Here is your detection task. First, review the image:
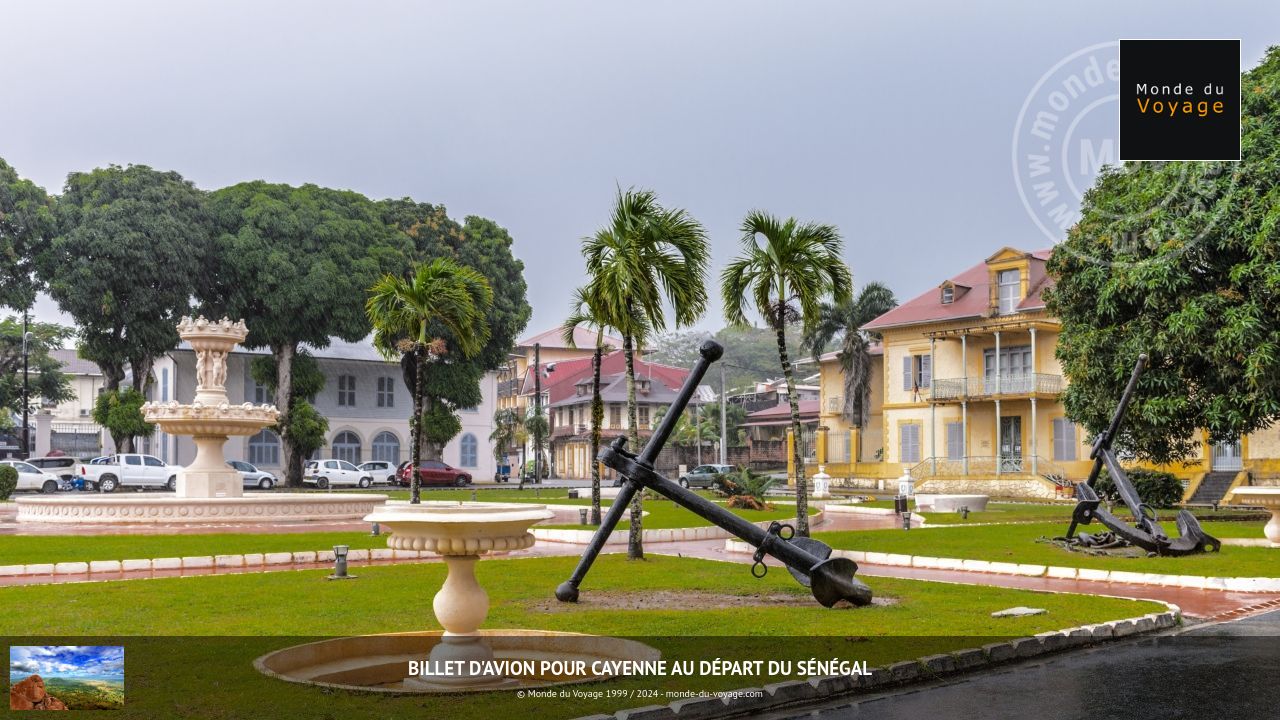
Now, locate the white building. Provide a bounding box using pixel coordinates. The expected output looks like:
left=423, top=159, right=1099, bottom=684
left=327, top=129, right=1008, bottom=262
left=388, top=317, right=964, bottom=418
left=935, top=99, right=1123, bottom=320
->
left=48, top=340, right=499, bottom=481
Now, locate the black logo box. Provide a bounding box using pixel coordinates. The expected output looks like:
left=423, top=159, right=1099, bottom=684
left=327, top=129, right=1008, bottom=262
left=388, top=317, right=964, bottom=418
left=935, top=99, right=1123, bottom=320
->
left=1119, top=39, right=1240, bottom=161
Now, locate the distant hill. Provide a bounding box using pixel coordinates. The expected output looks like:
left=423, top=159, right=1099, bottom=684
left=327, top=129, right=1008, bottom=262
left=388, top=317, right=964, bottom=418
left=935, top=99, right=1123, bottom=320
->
left=43, top=677, right=124, bottom=710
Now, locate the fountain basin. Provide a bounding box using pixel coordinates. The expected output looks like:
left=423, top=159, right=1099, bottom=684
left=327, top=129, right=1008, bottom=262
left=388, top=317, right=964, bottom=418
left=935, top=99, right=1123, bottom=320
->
left=255, top=630, right=661, bottom=694
left=366, top=501, right=555, bottom=554
left=15, top=492, right=387, bottom=524
left=1226, top=487, right=1280, bottom=545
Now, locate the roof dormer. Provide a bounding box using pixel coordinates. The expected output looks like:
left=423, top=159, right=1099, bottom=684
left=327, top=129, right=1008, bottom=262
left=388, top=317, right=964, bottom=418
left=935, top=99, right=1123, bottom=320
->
left=938, top=280, right=970, bottom=305
left=984, top=247, right=1032, bottom=315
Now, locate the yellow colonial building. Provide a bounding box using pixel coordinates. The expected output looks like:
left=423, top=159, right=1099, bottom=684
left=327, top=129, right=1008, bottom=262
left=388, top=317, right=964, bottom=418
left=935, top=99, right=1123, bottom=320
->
left=810, top=246, right=1280, bottom=501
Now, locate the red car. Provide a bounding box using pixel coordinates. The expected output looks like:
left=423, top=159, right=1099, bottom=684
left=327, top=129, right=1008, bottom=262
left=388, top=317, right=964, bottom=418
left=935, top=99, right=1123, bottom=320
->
left=397, top=460, right=473, bottom=487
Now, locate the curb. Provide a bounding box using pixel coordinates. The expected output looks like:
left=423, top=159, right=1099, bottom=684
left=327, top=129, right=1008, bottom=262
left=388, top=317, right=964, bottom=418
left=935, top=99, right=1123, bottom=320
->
left=535, top=511, right=825, bottom=546
left=722, top=540, right=1280, bottom=593
left=0, top=547, right=431, bottom=579
left=576, top=606, right=1181, bottom=720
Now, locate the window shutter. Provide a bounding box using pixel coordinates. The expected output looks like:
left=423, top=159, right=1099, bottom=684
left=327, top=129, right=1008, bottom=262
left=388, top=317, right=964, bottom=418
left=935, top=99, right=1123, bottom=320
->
left=920, top=355, right=932, bottom=388
left=902, top=356, right=913, bottom=390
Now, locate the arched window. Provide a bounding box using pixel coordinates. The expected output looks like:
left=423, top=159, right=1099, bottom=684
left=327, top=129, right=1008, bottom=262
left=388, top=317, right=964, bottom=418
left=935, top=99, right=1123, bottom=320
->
left=332, top=431, right=362, bottom=464
left=371, top=431, right=400, bottom=464
left=460, top=433, right=478, bottom=468
left=248, top=429, right=281, bottom=467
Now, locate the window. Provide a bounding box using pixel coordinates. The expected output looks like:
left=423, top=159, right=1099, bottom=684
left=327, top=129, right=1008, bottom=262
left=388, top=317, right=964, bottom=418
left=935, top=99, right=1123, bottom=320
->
left=144, top=456, right=164, bottom=467
left=899, top=424, right=922, bottom=463
left=125, top=456, right=142, bottom=466
left=901, top=354, right=931, bottom=391
left=946, top=422, right=964, bottom=460
left=1053, top=418, right=1078, bottom=461
left=338, top=375, right=356, bottom=407
left=252, top=381, right=270, bottom=405
left=161, top=368, right=170, bottom=402
left=941, top=286, right=954, bottom=304
left=460, top=433, right=478, bottom=468
left=638, top=406, right=650, bottom=428
left=371, top=431, right=400, bottom=464
left=997, top=269, right=1021, bottom=314
left=610, top=405, right=622, bottom=428
left=248, top=429, right=281, bottom=466
left=376, top=377, right=395, bottom=408
left=338, top=460, right=358, bottom=472
left=332, top=431, right=362, bottom=464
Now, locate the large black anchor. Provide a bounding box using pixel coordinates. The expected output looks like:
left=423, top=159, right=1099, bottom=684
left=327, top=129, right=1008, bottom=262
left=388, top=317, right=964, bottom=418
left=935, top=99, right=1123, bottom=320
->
left=555, top=340, right=873, bottom=607
left=1063, top=354, right=1220, bottom=556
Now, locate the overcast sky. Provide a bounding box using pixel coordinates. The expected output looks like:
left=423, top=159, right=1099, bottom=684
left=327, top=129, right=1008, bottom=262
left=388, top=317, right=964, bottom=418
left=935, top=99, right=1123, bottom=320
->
left=4, top=1, right=1276, bottom=336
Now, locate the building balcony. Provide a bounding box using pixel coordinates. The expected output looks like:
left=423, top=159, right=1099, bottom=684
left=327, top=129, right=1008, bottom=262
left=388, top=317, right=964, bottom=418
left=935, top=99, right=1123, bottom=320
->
left=928, top=373, right=1064, bottom=402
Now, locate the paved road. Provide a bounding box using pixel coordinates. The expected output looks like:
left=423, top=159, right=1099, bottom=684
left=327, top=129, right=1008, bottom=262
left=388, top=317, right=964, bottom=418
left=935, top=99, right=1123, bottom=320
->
left=768, top=610, right=1280, bottom=720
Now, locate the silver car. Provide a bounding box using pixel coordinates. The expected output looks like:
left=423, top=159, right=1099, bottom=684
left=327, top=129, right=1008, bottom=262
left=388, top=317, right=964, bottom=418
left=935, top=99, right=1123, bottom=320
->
left=227, top=460, right=276, bottom=490
left=678, top=463, right=735, bottom=489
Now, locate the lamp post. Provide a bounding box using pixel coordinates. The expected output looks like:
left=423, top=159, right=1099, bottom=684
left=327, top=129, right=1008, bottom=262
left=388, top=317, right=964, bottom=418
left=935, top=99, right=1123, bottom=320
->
left=21, top=312, right=32, bottom=459
left=328, top=544, right=355, bottom=580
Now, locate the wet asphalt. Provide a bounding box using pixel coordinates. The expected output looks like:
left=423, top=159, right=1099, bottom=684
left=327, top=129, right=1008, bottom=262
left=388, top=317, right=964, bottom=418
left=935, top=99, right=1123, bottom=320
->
left=768, top=610, right=1280, bottom=720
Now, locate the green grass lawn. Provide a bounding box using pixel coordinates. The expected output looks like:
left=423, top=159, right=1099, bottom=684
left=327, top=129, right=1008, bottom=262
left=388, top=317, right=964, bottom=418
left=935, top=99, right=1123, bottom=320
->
left=817, top=521, right=1277, bottom=577
left=0, top=531, right=387, bottom=565
left=853, top=500, right=1266, bottom=526
left=0, top=555, right=1165, bottom=719
left=541, top=498, right=799, bottom=530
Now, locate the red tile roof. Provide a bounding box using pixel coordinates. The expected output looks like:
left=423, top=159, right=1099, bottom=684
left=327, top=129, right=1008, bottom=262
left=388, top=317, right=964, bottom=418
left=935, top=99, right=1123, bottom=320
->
left=520, top=349, right=690, bottom=405
left=517, top=325, right=624, bottom=350
left=862, top=247, right=1053, bottom=331
left=743, top=399, right=820, bottom=425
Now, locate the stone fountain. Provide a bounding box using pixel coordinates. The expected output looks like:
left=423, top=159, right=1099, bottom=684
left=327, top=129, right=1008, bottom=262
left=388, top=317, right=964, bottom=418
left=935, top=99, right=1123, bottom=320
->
left=1226, top=487, right=1280, bottom=546
left=255, top=501, right=660, bottom=693
left=15, top=317, right=387, bottom=525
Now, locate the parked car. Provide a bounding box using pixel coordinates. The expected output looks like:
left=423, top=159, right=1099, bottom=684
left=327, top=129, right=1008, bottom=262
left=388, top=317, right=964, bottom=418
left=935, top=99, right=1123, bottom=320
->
left=397, top=460, right=472, bottom=487
left=304, top=459, right=374, bottom=489
left=23, top=456, right=79, bottom=481
left=227, top=460, right=275, bottom=490
left=79, top=454, right=180, bottom=492
left=0, top=459, right=62, bottom=494
left=678, top=463, right=735, bottom=489
left=358, top=460, right=398, bottom=485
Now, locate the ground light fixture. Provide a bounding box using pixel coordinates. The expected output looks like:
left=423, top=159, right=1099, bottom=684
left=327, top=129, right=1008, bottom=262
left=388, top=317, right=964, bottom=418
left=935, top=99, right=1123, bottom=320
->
left=370, top=522, right=380, bottom=536
left=902, top=510, right=913, bottom=531
left=579, top=508, right=589, bottom=525
left=328, top=544, right=356, bottom=580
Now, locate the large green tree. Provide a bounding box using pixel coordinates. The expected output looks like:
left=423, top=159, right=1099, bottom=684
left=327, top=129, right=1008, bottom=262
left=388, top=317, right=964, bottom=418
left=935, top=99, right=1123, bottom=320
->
left=802, top=281, right=897, bottom=458
left=1047, top=48, right=1280, bottom=464
left=0, top=318, right=73, bottom=431
left=379, top=200, right=530, bottom=461
left=41, top=165, right=209, bottom=405
left=201, top=182, right=411, bottom=485
left=722, top=211, right=852, bottom=537
left=250, top=352, right=329, bottom=464
left=366, top=258, right=492, bottom=504
left=582, top=187, right=708, bottom=559
left=0, top=158, right=55, bottom=312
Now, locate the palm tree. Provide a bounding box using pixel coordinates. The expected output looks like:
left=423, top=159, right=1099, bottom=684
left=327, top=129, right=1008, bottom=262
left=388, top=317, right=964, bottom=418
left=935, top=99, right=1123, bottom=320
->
left=802, top=282, right=897, bottom=460
left=366, top=258, right=493, bottom=504
left=489, top=407, right=520, bottom=472
left=582, top=187, right=709, bottom=559
left=722, top=211, right=852, bottom=537
left=562, top=286, right=617, bottom=526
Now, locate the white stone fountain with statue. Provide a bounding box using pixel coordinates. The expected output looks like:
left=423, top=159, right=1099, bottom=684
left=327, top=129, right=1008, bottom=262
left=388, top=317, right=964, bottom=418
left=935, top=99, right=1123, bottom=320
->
left=16, top=317, right=386, bottom=524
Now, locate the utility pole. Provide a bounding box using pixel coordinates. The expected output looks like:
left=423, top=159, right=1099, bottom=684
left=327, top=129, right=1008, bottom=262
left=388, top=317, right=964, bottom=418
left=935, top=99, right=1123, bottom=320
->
left=21, top=311, right=31, bottom=459
left=719, top=362, right=727, bottom=465
left=533, top=342, right=542, bottom=484
left=694, top=397, right=702, bottom=466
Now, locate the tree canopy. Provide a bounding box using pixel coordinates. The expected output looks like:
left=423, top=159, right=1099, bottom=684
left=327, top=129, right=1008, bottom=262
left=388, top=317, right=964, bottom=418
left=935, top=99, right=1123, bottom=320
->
left=1046, top=47, right=1280, bottom=464
left=0, top=158, right=55, bottom=312
left=0, top=317, right=73, bottom=428
left=41, top=164, right=209, bottom=390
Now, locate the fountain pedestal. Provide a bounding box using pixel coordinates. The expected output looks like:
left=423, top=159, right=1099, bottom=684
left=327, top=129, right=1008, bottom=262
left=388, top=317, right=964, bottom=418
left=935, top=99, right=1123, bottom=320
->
left=1227, top=487, right=1280, bottom=545
left=363, top=501, right=553, bottom=689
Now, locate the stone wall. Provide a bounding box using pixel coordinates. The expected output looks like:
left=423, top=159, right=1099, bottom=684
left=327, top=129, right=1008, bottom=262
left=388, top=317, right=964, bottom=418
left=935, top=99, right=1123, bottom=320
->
left=916, top=476, right=1062, bottom=500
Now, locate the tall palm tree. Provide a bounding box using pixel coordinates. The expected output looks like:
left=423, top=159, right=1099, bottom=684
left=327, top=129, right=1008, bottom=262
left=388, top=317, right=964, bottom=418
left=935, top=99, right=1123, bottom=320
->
left=802, top=282, right=897, bottom=460
left=582, top=187, right=709, bottom=559
left=367, top=258, right=493, bottom=504
left=562, top=286, right=618, bottom=526
left=722, top=211, right=852, bottom=537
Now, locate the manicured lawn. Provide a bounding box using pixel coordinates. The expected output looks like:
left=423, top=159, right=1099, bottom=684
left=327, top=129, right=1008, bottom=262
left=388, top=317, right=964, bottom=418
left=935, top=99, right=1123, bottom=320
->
left=817, top=521, right=1278, bottom=577
left=0, top=531, right=386, bottom=565
left=0, top=555, right=1164, bottom=719
left=854, top=500, right=1266, bottom=526
left=541, top=498, right=799, bottom=530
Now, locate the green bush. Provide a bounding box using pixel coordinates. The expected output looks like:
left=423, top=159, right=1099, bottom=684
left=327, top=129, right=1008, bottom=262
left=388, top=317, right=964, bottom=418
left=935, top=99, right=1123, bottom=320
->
left=0, top=464, right=17, bottom=501
left=1094, top=467, right=1183, bottom=508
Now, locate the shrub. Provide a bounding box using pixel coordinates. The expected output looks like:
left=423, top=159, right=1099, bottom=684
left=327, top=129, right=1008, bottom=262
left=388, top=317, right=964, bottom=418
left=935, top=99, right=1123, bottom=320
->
left=714, top=468, right=776, bottom=511
left=0, top=465, right=17, bottom=501
left=1094, top=467, right=1183, bottom=508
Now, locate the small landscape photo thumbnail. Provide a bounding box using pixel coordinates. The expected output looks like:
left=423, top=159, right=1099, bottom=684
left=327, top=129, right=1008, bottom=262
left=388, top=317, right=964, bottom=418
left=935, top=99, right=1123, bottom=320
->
left=9, top=645, right=124, bottom=710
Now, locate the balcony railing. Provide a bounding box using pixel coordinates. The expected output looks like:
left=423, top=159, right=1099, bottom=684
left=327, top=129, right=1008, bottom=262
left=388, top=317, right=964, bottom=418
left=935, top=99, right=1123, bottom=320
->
left=908, top=455, right=1067, bottom=481
left=930, top=373, right=1063, bottom=401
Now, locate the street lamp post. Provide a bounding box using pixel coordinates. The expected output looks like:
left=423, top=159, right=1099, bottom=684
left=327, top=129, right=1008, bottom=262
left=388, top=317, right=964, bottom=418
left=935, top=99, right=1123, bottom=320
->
left=21, top=312, right=32, bottom=459
left=719, top=362, right=727, bottom=465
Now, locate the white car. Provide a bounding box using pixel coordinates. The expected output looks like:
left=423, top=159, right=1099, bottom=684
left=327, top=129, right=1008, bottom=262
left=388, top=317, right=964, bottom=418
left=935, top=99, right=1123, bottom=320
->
left=303, top=459, right=373, bottom=489
left=358, top=460, right=398, bottom=485
left=1, top=460, right=62, bottom=494
left=227, top=460, right=275, bottom=490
